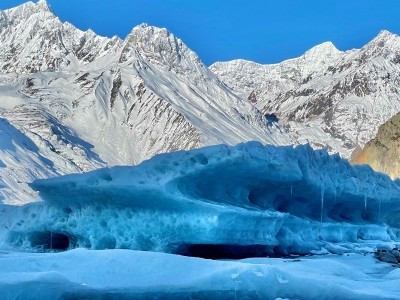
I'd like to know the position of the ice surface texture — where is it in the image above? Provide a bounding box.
[2,142,400,255]
[1,249,400,300]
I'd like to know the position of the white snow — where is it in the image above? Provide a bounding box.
[0,1,291,204]
[210,30,400,158]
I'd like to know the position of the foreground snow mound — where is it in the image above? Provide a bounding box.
[2,142,400,255]
[1,249,399,300]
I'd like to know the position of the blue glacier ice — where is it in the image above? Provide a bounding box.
[1,141,400,256]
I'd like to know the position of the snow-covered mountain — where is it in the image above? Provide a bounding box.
[0,1,290,204]
[4,1,400,204]
[211,30,400,158]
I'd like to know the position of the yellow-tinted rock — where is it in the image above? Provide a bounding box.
[350,112,400,179]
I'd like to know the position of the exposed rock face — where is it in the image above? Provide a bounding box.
[375,248,400,266]
[211,30,400,158]
[350,112,400,179]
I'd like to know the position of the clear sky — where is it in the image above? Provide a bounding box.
[1,0,400,66]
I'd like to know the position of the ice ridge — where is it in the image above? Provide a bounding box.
[1,142,399,255]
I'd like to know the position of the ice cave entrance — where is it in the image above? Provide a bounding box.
[29,231,70,251]
[175,243,272,259]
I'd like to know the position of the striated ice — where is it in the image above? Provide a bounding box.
[1,142,400,256]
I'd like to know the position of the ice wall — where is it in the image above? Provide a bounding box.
[2,142,400,255]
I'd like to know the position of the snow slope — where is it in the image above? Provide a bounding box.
[0,117,57,204]
[211,30,400,158]
[0,1,290,204]
[0,117,104,204]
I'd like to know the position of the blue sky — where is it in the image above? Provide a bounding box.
[1,0,400,65]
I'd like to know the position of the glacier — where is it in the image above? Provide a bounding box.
[1,141,400,256]
[1,142,400,298]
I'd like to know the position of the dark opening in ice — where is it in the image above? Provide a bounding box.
[174,243,272,259]
[29,231,70,251]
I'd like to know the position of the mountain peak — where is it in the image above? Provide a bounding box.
[5,0,55,19]
[126,23,205,76]
[129,23,172,41]
[369,30,400,44]
[303,41,341,58]
[376,29,396,39]
[0,0,122,73]
[133,23,152,30]
[365,29,400,52]
[36,0,53,13]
